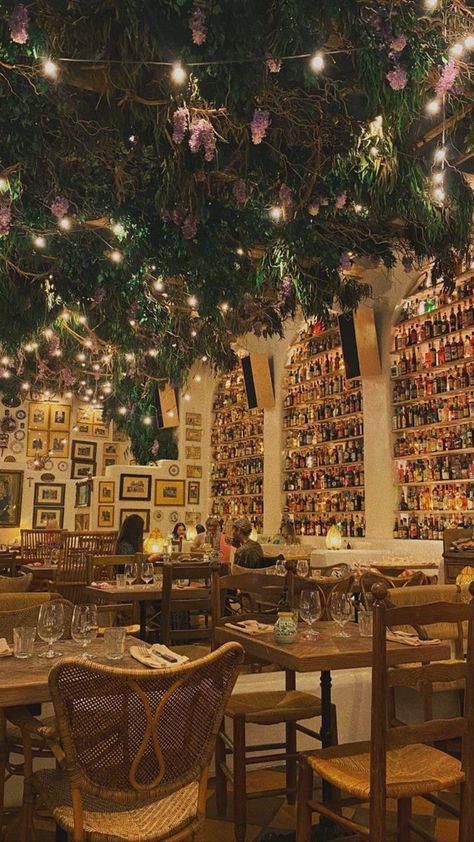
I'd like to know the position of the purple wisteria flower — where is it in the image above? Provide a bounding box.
[386,66,408,90]
[233,179,247,203]
[278,275,294,302]
[172,107,189,144]
[171,208,185,226]
[48,335,61,356]
[390,34,407,54]
[402,256,414,273]
[266,54,282,73]
[308,201,320,217]
[189,8,207,45]
[279,183,293,207]
[334,192,347,209]
[435,59,459,96]
[50,196,69,220]
[182,215,198,239]
[0,206,12,235]
[339,252,352,271]
[61,367,75,388]
[368,11,390,37]
[9,5,29,44]
[250,109,270,145]
[189,119,217,161]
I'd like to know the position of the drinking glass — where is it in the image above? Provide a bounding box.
[299,590,321,640]
[103,627,125,660]
[275,557,286,576]
[71,604,98,659]
[116,573,127,588]
[141,561,154,585]
[358,609,373,638]
[37,601,65,658]
[13,626,36,659]
[124,564,137,586]
[297,559,309,578]
[330,593,352,637]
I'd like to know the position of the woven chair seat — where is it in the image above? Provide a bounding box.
[31,768,201,842]
[308,741,464,800]
[6,716,56,749]
[393,659,465,693]
[226,690,322,725]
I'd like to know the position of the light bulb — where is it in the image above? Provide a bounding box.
[58,217,71,230]
[0,356,9,365]
[433,187,445,203]
[118,406,127,415]
[44,390,50,399]
[434,146,446,164]
[236,247,244,255]
[187,295,198,307]
[60,310,69,320]
[426,99,441,115]
[31,342,38,350]
[424,0,438,9]
[0,178,7,191]
[84,339,92,348]
[112,222,125,237]
[109,249,123,264]
[449,42,464,57]
[201,355,208,362]
[432,171,444,185]
[79,380,86,386]
[52,349,62,357]
[83,395,90,402]
[78,315,87,324]
[269,205,282,221]
[148,348,158,357]
[1,371,10,378]
[354,203,363,213]
[310,51,324,72]
[166,410,174,418]
[143,415,152,425]
[43,329,53,339]
[151,264,156,271]
[21,382,30,390]
[33,235,46,249]
[194,374,202,383]
[92,363,100,371]
[24,344,33,352]
[154,279,164,291]
[86,388,93,396]
[183,393,191,401]
[65,391,73,399]
[191,329,197,338]
[220,302,229,312]
[125,353,134,361]
[129,319,136,327]
[42,58,59,78]
[171,62,187,84]
[465,34,474,49]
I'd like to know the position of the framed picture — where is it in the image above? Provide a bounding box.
[48,433,69,459]
[185,446,201,460]
[186,464,203,479]
[104,444,118,456]
[75,422,92,436]
[75,513,90,531]
[33,507,64,529]
[72,440,97,461]
[76,406,93,423]
[71,460,95,480]
[26,430,48,458]
[0,470,23,527]
[75,481,91,508]
[119,473,151,501]
[154,479,185,507]
[119,508,150,532]
[98,505,114,528]
[103,457,118,472]
[185,412,202,427]
[28,402,49,431]
[34,483,65,507]
[99,480,115,503]
[185,511,202,525]
[186,428,202,442]
[93,410,104,424]
[187,481,200,505]
[93,425,108,438]
[50,405,71,431]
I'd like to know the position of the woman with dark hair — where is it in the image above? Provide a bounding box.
[116,514,144,555]
[172,522,187,540]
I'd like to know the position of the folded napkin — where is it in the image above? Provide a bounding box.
[0,638,12,657]
[90,581,115,589]
[225,620,274,635]
[130,645,189,669]
[387,630,441,647]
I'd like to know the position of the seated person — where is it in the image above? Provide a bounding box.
[232,518,264,569]
[191,524,206,548]
[203,516,221,551]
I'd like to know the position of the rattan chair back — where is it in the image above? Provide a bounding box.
[160,562,213,647]
[360,569,426,610]
[87,553,144,583]
[0,572,32,593]
[20,529,66,561]
[0,596,73,642]
[48,643,243,804]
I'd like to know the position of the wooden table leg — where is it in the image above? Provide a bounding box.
[139,601,147,640]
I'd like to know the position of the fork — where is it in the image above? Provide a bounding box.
[137,645,178,664]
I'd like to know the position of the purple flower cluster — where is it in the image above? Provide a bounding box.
[266,54,281,73]
[0,206,11,235]
[390,34,407,55]
[250,109,270,145]
[339,252,352,271]
[9,5,29,44]
[279,183,293,207]
[402,256,414,273]
[171,207,185,226]
[172,107,189,144]
[189,119,217,161]
[368,11,390,37]
[278,274,294,303]
[335,192,347,209]
[386,66,407,90]
[182,215,198,240]
[189,8,207,46]
[50,196,69,220]
[151,439,160,457]
[62,367,75,388]
[233,179,247,203]
[435,59,459,96]
[48,335,60,356]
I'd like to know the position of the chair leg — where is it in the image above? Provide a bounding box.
[285,721,297,805]
[214,731,227,818]
[330,703,338,745]
[397,797,412,842]
[232,716,247,842]
[296,756,313,842]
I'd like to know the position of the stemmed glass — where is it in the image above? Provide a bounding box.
[275,558,286,576]
[141,561,154,585]
[124,564,137,586]
[299,590,321,640]
[296,559,309,578]
[37,601,65,658]
[330,593,352,637]
[71,604,98,659]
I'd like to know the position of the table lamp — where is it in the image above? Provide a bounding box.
[325,523,342,550]
[143,528,164,554]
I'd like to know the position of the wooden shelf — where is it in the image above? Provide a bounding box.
[290,325,340,350]
[390,325,471,358]
[394,447,474,462]
[285,460,364,472]
[397,509,472,515]
[284,485,364,494]
[285,346,343,369]
[210,492,263,499]
[212,431,263,443]
[283,411,363,432]
[392,415,473,434]
[393,384,474,407]
[211,473,264,482]
[211,453,263,465]
[283,385,362,411]
[286,434,364,452]
[391,355,472,381]
[399,477,474,487]
[285,510,365,517]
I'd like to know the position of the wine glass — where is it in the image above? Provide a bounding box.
[71,604,98,659]
[141,561,154,585]
[275,557,286,576]
[37,600,65,659]
[297,559,309,578]
[330,593,352,637]
[299,590,321,640]
[124,564,137,586]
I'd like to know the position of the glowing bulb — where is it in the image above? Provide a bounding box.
[92,363,100,371]
[1,370,10,378]
[52,349,62,357]
[369,146,379,156]
[426,98,441,115]
[465,34,474,49]
[201,355,208,362]
[151,264,156,271]
[433,187,445,203]
[112,222,125,237]
[21,382,30,390]
[0,356,9,365]
[449,42,464,57]
[109,249,123,264]
[166,410,174,418]
[79,380,86,386]
[78,315,87,324]
[310,51,324,72]
[60,310,69,320]
[129,134,137,144]
[31,342,38,350]
[129,319,136,327]
[0,178,7,191]
[84,339,92,348]
[354,203,363,213]
[148,348,158,357]
[42,58,59,78]
[432,171,444,185]
[154,279,164,291]
[33,235,46,249]
[171,62,187,84]
[58,217,71,230]
[83,395,90,402]
[191,329,197,338]
[434,146,446,164]
[118,406,127,416]
[143,415,152,425]
[44,391,50,399]
[183,393,191,401]
[43,329,53,339]
[424,0,438,9]
[65,391,73,399]
[269,206,282,221]
[220,302,229,312]
[236,247,244,256]
[86,388,93,396]
[194,374,202,383]
[187,295,198,307]
[125,353,134,361]
[24,344,33,352]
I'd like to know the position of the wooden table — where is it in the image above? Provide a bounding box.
[19,563,58,591]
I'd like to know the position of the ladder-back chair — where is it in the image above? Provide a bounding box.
[20,529,66,561]
[160,562,213,652]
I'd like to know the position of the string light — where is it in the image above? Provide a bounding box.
[194,374,202,383]
[201,355,208,362]
[354,203,363,213]
[183,393,191,401]
[432,171,444,185]
[42,58,59,78]
[0,178,7,191]
[109,249,123,264]
[424,0,438,9]
[236,247,244,256]
[426,99,441,115]
[92,363,100,371]
[187,295,198,307]
[171,62,187,84]
[33,235,46,249]
[1,356,10,366]
[1,371,10,379]
[21,382,30,390]
[58,217,71,230]
[43,328,53,339]
[60,310,70,320]
[310,51,324,72]
[78,315,87,324]
[449,42,464,57]
[24,344,33,352]
[111,222,126,237]
[64,391,73,399]
[269,206,282,221]
[434,146,446,164]
[191,329,197,337]
[433,187,445,203]
[369,146,379,156]
[143,415,152,425]
[85,388,93,395]
[464,34,474,49]
[148,348,158,357]
[220,302,229,312]
[118,406,128,415]
[84,339,93,348]
[153,279,164,291]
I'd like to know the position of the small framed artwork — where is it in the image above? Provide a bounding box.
[75,513,90,531]
[119,473,151,501]
[71,461,95,480]
[186,465,203,479]
[0,470,23,527]
[75,422,92,436]
[186,428,202,442]
[185,412,202,427]
[26,430,48,458]
[48,433,69,459]
[155,479,185,507]
[50,405,71,432]
[104,444,118,456]
[185,446,201,460]
[93,409,104,424]
[98,505,114,528]
[99,480,115,503]
[93,425,108,438]
[120,508,150,532]
[33,507,64,529]
[34,483,65,507]
[76,406,93,423]
[187,481,200,505]
[72,440,97,462]
[185,511,202,525]
[103,457,118,472]
[28,402,50,431]
[75,481,91,508]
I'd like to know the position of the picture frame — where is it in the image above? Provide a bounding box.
[98,505,114,528]
[119,473,151,501]
[93,409,104,424]
[99,480,115,503]
[48,432,69,459]
[75,513,90,531]
[28,402,50,431]
[104,444,118,456]
[186,464,203,479]
[49,404,71,432]
[187,481,200,505]
[72,440,97,462]
[185,428,202,442]
[75,481,91,508]
[26,430,49,458]
[71,460,95,480]
[103,457,118,472]
[93,424,108,438]
[34,483,65,507]
[75,423,92,436]
[0,470,23,527]
[76,406,93,423]
[185,412,202,427]
[185,511,202,525]
[33,506,64,529]
[154,479,185,507]
[119,508,150,532]
[185,446,201,460]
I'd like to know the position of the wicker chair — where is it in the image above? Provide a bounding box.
[359,568,427,610]
[20,643,244,842]
[296,582,474,842]
[0,573,32,593]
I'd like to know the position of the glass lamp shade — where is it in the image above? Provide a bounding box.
[325,524,342,550]
[186,523,197,541]
[143,529,164,554]
[250,525,258,541]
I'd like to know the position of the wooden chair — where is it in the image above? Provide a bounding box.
[0,552,18,576]
[86,553,144,584]
[0,572,32,593]
[289,569,355,621]
[47,533,98,604]
[296,581,474,842]
[359,569,427,610]
[159,562,213,656]
[20,529,66,562]
[211,568,337,842]
[20,643,244,842]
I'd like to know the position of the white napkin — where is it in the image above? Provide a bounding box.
[90,581,115,589]
[225,620,274,635]
[0,638,12,657]
[387,630,441,647]
[130,644,189,669]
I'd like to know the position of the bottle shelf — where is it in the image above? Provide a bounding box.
[284,460,364,473]
[283,385,362,410]
[392,415,473,434]
[397,509,473,515]
[391,323,472,357]
[287,434,364,451]
[290,325,340,351]
[285,485,364,494]
[211,451,263,464]
[394,447,474,461]
[393,269,473,329]
[398,478,474,487]
[285,510,365,518]
[283,411,363,431]
[391,354,473,380]
[285,344,343,368]
[211,432,263,443]
[393,384,474,406]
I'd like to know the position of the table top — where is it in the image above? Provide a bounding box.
[86,582,208,603]
[214,621,451,673]
[20,563,58,575]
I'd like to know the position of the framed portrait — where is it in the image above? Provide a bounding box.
[76,406,93,423]
[187,481,200,505]
[98,505,114,528]
[48,432,69,459]
[72,440,97,462]
[186,464,203,479]
[104,444,118,456]
[185,428,202,442]
[185,446,201,460]
[93,425,108,438]
[28,402,49,431]
[185,412,202,427]
[71,460,95,480]
[75,513,90,531]
[154,479,185,507]
[75,481,91,508]
[99,480,115,503]
[33,507,64,529]
[0,470,23,527]
[185,511,202,525]
[119,474,151,501]
[75,422,92,436]
[119,508,150,532]
[34,483,65,507]
[26,429,49,458]
[50,404,71,432]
